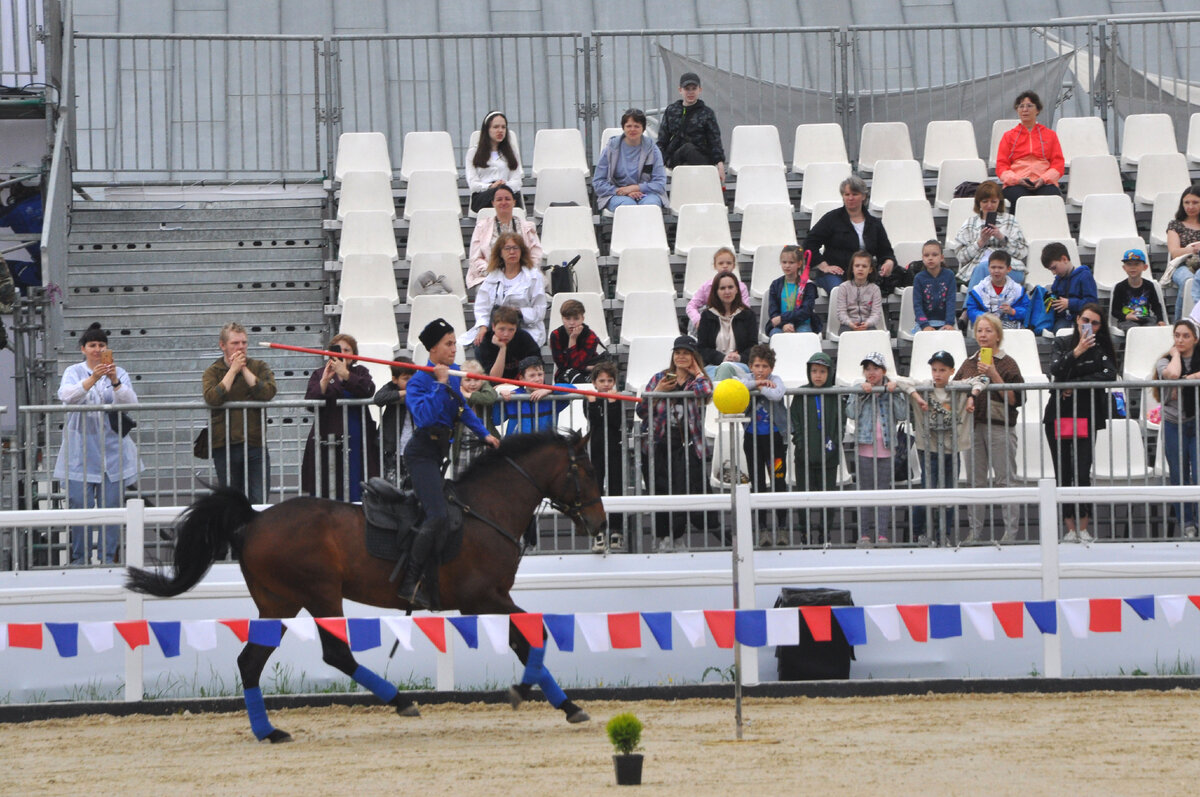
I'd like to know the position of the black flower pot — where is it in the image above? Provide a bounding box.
[613,753,643,786]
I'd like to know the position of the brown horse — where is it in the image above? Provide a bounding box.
[126,431,607,742]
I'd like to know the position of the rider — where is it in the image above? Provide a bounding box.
[400,318,499,610]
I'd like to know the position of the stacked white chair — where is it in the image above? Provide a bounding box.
[727,125,785,174]
[791,122,848,174]
[620,292,682,343]
[922,120,978,173]
[404,209,464,259]
[1002,329,1048,383]
[339,210,398,261]
[531,128,588,178]
[399,131,456,181]
[768,332,824,387]
[668,165,724,212]
[539,205,599,257]
[942,197,975,256]
[532,168,590,216]
[881,199,937,258]
[340,254,398,305]
[1013,195,1072,241]
[1065,154,1123,206]
[738,203,796,255]
[1093,419,1153,482]
[858,122,913,174]
[749,244,787,300]
[1119,113,1178,169]
[732,165,791,213]
[614,247,676,301]
[340,296,400,351]
[1133,152,1191,208]
[334,132,392,181]
[1054,116,1110,168]
[401,170,461,219]
[867,160,925,212]
[1077,194,1138,251]
[933,159,988,210]
[624,336,677,392]
[337,172,395,220]
[674,203,733,255]
[609,204,669,258]
[799,161,851,214]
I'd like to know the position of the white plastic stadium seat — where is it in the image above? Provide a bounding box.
[1055,116,1110,168]
[1133,152,1191,208]
[620,291,681,344]
[532,128,588,178]
[403,210,464,259]
[609,204,669,258]
[732,165,791,213]
[1000,329,1048,383]
[942,197,975,256]
[682,246,722,298]
[399,131,456,181]
[895,285,916,343]
[624,336,676,393]
[1013,417,1055,481]
[748,243,786,301]
[858,122,913,174]
[340,254,398,305]
[598,127,622,156]
[988,119,1015,172]
[1189,113,1200,167]
[808,200,841,226]
[532,168,590,217]
[736,203,793,255]
[338,210,398,261]
[1093,418,1152,481]
[881,199,937,252]
[827,283,888,343]
[406,294,467,352]
[922,120,978,172]
[405,252,467,303]
[769,332,824,387]
[710,420,750,489]
[906,330,968,381]
[867,160,926,213]
[543,249,603,295]
[674,203,733,255]
[614,247,676,301]
[1023,239,1080,291]
[1065,154,1123,207]
[337,172,395,220]
[549,292,610,345]
[834,330,894,386]
[1077,194,1137,251]
[1122,325,1174,379]
[340,297,399,350]
[933,159,988,210]
[358,342,403,422]
[792,123,848,174]
[335,132,392,181]
[799,161,851,214]
[1149,191,1179,254]
[727,125,785,174]
[1091,236,1149,293]
[402,170,461,219]
[539,205,599,257]
[1120,113,1178,169]
[668,165,724,213]
[1013,195,1071,242]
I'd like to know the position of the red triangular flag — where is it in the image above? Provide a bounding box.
[897,605,929,642]
[511,613,544,648]
[799,606,832,642]
[992,602,1025,638]
[219,618,250,643]
[704,610,736,648]
[1189,595,1200,612]
[314,617,348,643]
[114,620,150,649]
[413,617,446,653]
[1089,598,1122,632]
[607,612,641,649]
[8,622,43,649]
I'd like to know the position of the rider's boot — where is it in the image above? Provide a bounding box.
[399,519,440,611]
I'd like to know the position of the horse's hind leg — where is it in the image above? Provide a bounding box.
[316,626,420,717]
[507,618,590,724]
[238,638,293,744]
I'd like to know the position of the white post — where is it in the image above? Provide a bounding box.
[124,499,145,702]
[435,623,455,691]
[733,481,759,686]
[1037,479,1062,679]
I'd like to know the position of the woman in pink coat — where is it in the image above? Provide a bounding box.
[466,184,543,289]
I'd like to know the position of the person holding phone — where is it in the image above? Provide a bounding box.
[954,181,1028,288]
[995,90,1065,207]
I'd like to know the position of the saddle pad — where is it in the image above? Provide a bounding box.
[361,479,463,564]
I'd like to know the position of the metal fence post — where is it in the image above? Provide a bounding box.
[1037,478,1062,679]
[124,498,145,702]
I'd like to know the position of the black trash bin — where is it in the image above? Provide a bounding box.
[774,587,855,680]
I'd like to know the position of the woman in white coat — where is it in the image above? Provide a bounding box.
[471,232,549,347]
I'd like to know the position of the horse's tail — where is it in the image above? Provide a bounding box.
[124,488,258,597]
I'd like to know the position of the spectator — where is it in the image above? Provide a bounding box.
[301,334,379,502]
[470,231,548,347]
[1044,303,1117,543]
[465,111,524,213]
[965,251,1030,329]
[1154,319,1200,538]
[500,356,571,435]
[374,357,418,486]
[836,250,883,333]
[954,181,1028,288]
[593,108,666,211]
[789,351,843,545]
[466,184,542,290]
[1043,240,1098,331]
[804,175,897,296]
[1112,248,1166,331]
[995,90,1064,206]
[549,298,606,383]
[685,247,749,332]
[736,344,789,547]
[765,244,819,336]
[586,359,627,552]
[696,270,757,378]
[451,359,499,479]
[476,305,541,381]
[202,322,277,504]
[845,352,908,547]
[912,240,956,332]
[54,322,142,565]
[955,314,1026,543]
[0,171,43,288]
[636,336,714,553]
[656,72,726,182]
[1161,185,1200,320]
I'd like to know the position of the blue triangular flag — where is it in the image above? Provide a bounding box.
[1125,595,1155,621]
[149,621,181,657]
[641,612,673,650]
[929,604,963,639]
[247,619,282,648]
[448,616,479,649]
[1025,600,1057,634]
[734,610,768,647]
[45,622,78,658]
[348,618,381,651]
[831,606,867,646]
[543,614,575,652]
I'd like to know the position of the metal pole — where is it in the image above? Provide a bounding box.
[1038,478,1063,678]
[124,499,146,702]
[721,411,748,741]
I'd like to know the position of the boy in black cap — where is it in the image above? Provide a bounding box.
[657,72,726,181]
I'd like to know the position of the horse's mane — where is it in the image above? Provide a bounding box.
[456,430,580,485]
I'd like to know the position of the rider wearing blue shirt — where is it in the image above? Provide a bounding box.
[400,319,499,610]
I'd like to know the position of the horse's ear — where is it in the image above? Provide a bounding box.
[579,430,591,450]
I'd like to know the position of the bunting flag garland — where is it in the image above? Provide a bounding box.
[7,593,1200,660]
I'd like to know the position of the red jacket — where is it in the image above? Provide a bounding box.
[995,123,1064,186]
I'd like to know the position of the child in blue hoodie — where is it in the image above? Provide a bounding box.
[1042,241,1098,331]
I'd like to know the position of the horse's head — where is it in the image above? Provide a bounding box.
[546,431,608,538]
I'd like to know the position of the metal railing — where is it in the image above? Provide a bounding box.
[1,0,43,85]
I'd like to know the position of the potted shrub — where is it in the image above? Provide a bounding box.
[606,712,644,786]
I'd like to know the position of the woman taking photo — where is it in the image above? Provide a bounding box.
[465,111,523,213]
[593,108,666,211]
[953,181,1029,288]
[1160,185,1200,320]
[470,231,549,347]
[695,270,757,378]
[1043,303,1117,543]
[995,90,1064,206]
[466,184,543,290]
[301,333,379,503]
[53,322,143,565]
[804,175,897,295]
[1155,319,1200,538]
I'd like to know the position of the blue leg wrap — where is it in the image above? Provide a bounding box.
[243,687,275,740]
[519,644,567,708]
[352,664,399,703]
[537,668,567,708]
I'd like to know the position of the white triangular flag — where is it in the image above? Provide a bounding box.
[864,605,901,641]
[181,620,216,651]
[765,608,800,647]
[1158,595,1187,628]
[1059,598,1089,638]
[478,615,510,655]
[961,602,996,641]
[80,621,115,652]
[282,616,317,642]
[675,610,707,648]
[382,616,414,651]
[576,613,611,652]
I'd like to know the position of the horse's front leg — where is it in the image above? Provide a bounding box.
[507,609,590,724]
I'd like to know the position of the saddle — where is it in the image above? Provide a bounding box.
[361,478,465,566]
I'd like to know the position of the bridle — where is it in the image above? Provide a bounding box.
[503,442,603,531]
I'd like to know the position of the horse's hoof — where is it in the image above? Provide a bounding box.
[396,702,420,718]
[566,708,591,724]
[508,683,532,710]
[264,729,293,744]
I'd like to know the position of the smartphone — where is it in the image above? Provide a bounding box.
[985,211,997,227]
[1083,325,1094,340]
[664,373,677,380]
[979,347,993,366]
[100,350,114,365]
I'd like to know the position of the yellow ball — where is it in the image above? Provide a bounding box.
[713,378,750,415]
